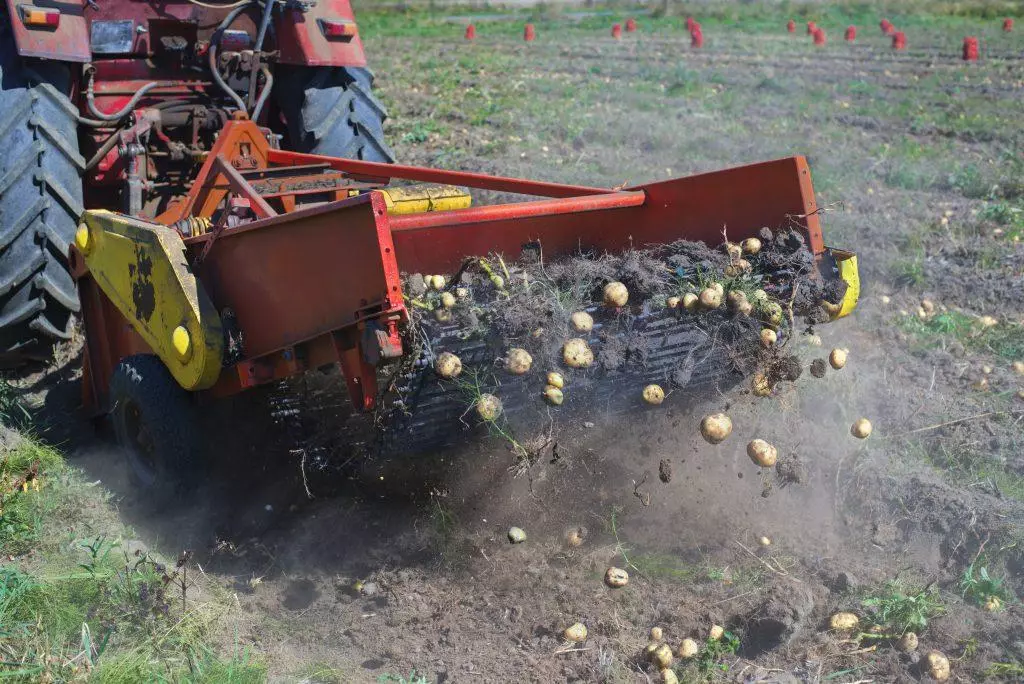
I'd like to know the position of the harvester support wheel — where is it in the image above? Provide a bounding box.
[273,65,395,163]
[0,23,84,359]
[109,355,202,501]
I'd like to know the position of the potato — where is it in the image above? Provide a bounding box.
[677,638,699,659]
[752,372,771,397]
[1013,361,1024,375]
[440,292,457,308]
[564,622,587,642]
[566,527,585,547]
[666,296,681,309]
[742,237,762,255]
[651,643,673,669]
[682,293,699,311]
[724,242,742,260]
[709,625,724,641]
[736,299,753,316]
[644,642,659,657]
[984,596,1002,612]
[982,364,993,375]
[603,281,629,307]
[880,295,891,305]
[978,315,998,328]
[570,311,594,333]
[727,290,747,311]
[828,612,859,631]
[700,413,733,444]
[897,632,918,652]
[434,308,452,323]
[431,275,447,291]
[543,385,564,406]
[751,289,768,303]
[851,418,872,439]
[829,348,848,370]
[507,526,526,543]
[506,348,533,375]
[643,384,666,405]
[758,536,772,547]
[803,334,822,347]
[711,282,724,296]
[760,329,777,347]
[699,287,722,310]
[926,650,950,681]
[476,394,503,421]
[547,371,565,389]
[747,439,778,467]
[762,301,783,326]
[650,627,664,641]
[660,668,679,684]
[563,338,595,368]
[435,352,463,379]
[604,566,629,588]
[724,259,751,277]
[920,298,935,315]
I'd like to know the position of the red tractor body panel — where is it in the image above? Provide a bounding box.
[6,0,365,66]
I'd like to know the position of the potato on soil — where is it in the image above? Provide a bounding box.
[742,237,762,255]
[431,275,447,291]
[547,371,565,389]
[699,287,722,310]
[435,352,463,379]
[762,301,783,326]
[724,242,742,260]
[1013,360,1024,375]
[727,290,747,311]
[604,566,629,588]
[650,643,673,669]
[666,296,681,309]
[543,385,564,405]
[978,315,998,328]
[752,289,768,303]
[926,650,950,681]
[682,292,699,311]
[650,627,664,641]
[643,384,665,405]
[760,329,777,347]
[851,418,872,439]
[829,348,848,370]
[752,373,771,397]
[566,527,585,547]
[563,622,587,642]
[803,334,822,347]
[476,394,503,422]
[747,439,778,467]
[920,298,935,315]
[506,348,533,374]
[984,596,1002,612]
[709,625,724,641]
[570,311,593,333]
[563,338,594,368]
[711,282,724,296]
[507,526,526,543]
[828,612,859,631]
[440,291,456,308]
[897,632,918,652]
[677,638,699,659]
[700,413,733,444]
[724,259,751,277]
[660,668,679,684]
[603,281,629,307]
[434,308,452,323]
[758,536,771,547]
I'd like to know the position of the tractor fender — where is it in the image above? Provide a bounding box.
[3,0,91,62]
[276,0,367,68]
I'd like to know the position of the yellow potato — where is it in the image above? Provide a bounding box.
[666,296,681,309]
[564,622,587,642]
[476,394,503,421]
[752,372,771,397]
[660,668,679,684]
[643,384,665,405]
[563,338,594,368]
[603,281,629,307]
[742,237,762,255]
[650,627,664,641]
[829,348,848,370]
[758,536,772,547]
[926,650,950,681]
[543,386,564,406]
[506,348,533,375]
[747,439,778,467]
[760,329,777,347]
[682,292,699,311]
[435,352,463,379]
[828,612,859,631]
[651,643,673,669]
[897,632,918,652]
[431,275,447,291]
[566,528,585,547]
[440,292,457,308]
[851,418,872,439]
[604,566,629,588]
[434,308,452,323]
[699,287,722,310]
[709,625,724,641]
[700,413,733,444]
[546,372,565,389]
[570,311,594,333]
[677,638,699,659]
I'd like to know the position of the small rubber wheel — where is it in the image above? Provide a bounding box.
[108,355,202,501]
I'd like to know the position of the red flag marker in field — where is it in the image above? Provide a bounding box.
[465,24,476,41]
[686,17,696,32]
[524,23,535,42]
[625,18,637,33]
[880,19,894,35]
[813,27,826,46]
[1004,18,1014,32]
[807,21,816,35]
[787,20,796,33]
[612,23,622,39]
[892,31,906,50]
[690,27,703,49]
[845,25,856,42]
[962,36,979,61]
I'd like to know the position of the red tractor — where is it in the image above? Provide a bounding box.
[0,0,392,360]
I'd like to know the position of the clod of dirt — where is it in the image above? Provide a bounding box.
[658,459,672,483]
[829,348,848,370]
[776,454,808,486]
[747,439,778,467]
[435,352,462,379]
[927,650,950,681]
[851,418,872,439]
[700,413,733,444]
[921,298,936,315]
[810,359,827,378]
[604,566,629,588]
[752,372,771,397]
[978,315,998,328]
[666,295,681,309]
[564,622,587,642]
[677,638,699,659]
[741,583,815,655]
[831,571,859,593]
[507,526,526,543]
[829,612,859,631]
[803,334,823,347]
[898,632,919,652]
[643,384,665,405]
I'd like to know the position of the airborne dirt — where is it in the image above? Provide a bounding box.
[22,6,1024,683]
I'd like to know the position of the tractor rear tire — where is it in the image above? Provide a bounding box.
[109,355,202,503]
[0,31,83,359]
[274,65,395,163]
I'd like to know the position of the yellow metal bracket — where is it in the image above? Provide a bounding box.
[76,210,223,391]
[380,184,471,215]
[830,249,860,319]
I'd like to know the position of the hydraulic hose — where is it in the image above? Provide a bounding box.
[247,0,276,109]
[209,1,262,114]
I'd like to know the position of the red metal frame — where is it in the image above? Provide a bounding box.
[76,119,826,417]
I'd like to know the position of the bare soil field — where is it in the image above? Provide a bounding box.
[12,4,1024,683]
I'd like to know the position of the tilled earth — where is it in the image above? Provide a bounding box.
[28,8,1024,684]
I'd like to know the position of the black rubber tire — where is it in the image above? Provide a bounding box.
[109,355,202,501]
[0,21,83,358]
[273,65,395,163]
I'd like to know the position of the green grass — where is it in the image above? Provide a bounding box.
[860,578,945,634]
[960,562,1012,609]
[899,311,1024,361]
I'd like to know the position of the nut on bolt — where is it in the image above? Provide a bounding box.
[172,325,192,362]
